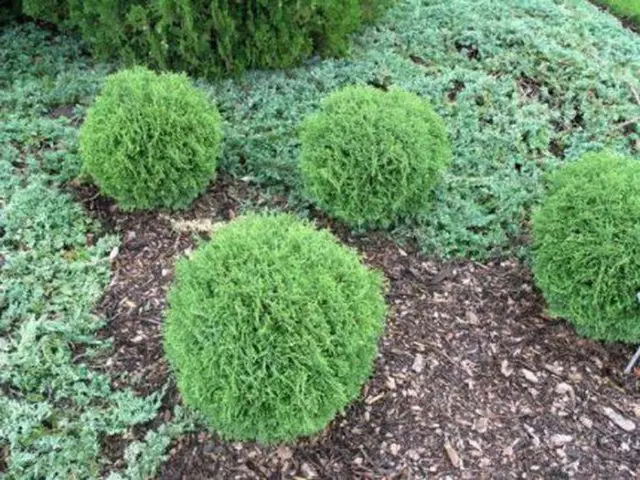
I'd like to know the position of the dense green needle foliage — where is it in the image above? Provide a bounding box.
[21,0,392,77]
[595,0,640,26]
[532,152,640,343]
[21,0,67,23]
[147,0,392,76]
[164,214,387,443]
[300,85,450,228]
[79,67,222,211]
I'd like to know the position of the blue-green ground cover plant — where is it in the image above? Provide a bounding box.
[164,213,386,443]
[80,67,223,211]
[300,85,450,228]
[532,152,640,343]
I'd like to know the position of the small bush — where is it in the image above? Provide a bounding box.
[163,213,386,443]
[79,67,222,211]
[300,85,451,228]
[22,0,392,77]
[532,152,640,343]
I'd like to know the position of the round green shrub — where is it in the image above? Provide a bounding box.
[164,213,386,443]
[79,67,222,211]
[532,151,640,343]
[300,85,451,228]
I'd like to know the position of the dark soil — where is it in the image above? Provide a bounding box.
[77,179,640,479]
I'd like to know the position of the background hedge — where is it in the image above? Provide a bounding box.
[19,0,392,77]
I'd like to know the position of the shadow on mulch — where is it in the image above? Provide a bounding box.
[74,179,640,479]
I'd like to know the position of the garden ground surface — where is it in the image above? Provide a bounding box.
[1,0,640,478]
[80,178,640,479]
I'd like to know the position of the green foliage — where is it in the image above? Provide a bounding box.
[147,0,344,76]
[79,67,223,211]
[22,0,67,23]
[532,152,640,343]
[21,0,392,77]
[300,85,450,228]
[164,213,386,443]
[595,0,640,26]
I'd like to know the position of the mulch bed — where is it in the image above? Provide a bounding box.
[76,179,640,479]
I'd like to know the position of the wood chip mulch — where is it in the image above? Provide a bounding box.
[76,179,640,479]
